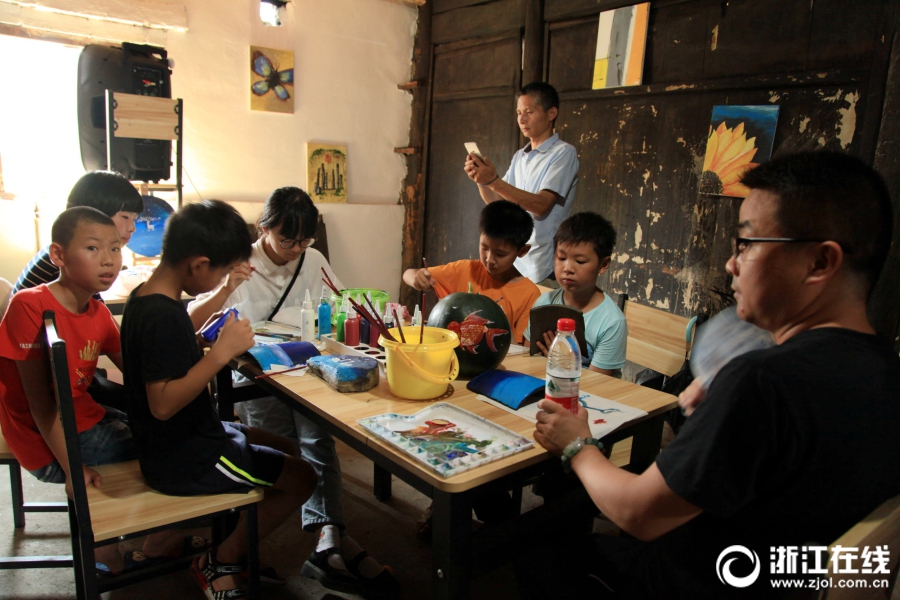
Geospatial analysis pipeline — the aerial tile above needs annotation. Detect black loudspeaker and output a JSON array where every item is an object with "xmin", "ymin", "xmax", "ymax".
[{"xmin": 77, "ymin": 43, "xmax": 173, "ymax": 182}]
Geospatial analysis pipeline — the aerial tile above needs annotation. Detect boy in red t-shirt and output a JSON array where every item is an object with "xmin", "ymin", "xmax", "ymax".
[
  {"xmin": 0, "ymin": 206, "xmax": 187, "ymax": 574},
  {"xmin": 403, "ymin": 200, "xmax": 540, "ymax": 344}
]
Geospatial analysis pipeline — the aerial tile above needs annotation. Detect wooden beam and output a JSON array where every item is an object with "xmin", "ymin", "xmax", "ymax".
[
  {"xmin": 393, "ymin": 147, "xmax": 419, "ymax": 154},
  {"xmin": 399, "ymin": 1, "xmax": 432, "ymax": 310}
]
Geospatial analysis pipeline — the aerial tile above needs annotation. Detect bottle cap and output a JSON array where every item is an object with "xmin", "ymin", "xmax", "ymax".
[
  {"xmin": 302, "ymin": 289, "xmax": 313, "ymax": 309},
  {"xmin": 557, "ymin": 318, "xmax": 576, "ymax": 332}
]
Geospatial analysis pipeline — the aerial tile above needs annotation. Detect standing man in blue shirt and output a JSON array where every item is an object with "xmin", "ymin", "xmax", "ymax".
[{"xmin": 464, "ymin": 82, "xmax": 580, "ymax": 286}]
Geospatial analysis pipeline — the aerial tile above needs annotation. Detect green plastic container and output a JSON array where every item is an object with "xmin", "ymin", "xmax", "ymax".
[{"xmin": 330, "ymin": 288, "xmax": 390, "ymax": 325}]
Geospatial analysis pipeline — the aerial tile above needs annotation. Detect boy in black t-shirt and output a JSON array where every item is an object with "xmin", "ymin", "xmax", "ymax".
[{"xmin": 121, "ymin": 200, "xmax": 316, "ymax": 599}]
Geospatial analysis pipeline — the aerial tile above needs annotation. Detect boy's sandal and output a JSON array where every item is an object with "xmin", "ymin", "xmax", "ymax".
[
  {"xmin": 191, "ymin": 550, "xmax": 247, "ymax": 600},
  {"xmin": 345, "ymin": 551, "xmax": 401, "ymax": 600}
]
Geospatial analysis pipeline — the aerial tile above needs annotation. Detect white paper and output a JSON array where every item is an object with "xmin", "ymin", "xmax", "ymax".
[{"xmin": 477, "ymin": 391, "xmax": 647, "ymax": 439}]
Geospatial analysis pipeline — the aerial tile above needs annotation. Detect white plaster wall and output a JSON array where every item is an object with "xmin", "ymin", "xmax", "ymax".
[{"xmin": 0, "ymin": 0, "xmax": 416, "ymax": 299}]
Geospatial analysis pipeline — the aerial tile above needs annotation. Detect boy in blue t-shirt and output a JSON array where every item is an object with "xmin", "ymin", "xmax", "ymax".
[{"xmin": 524, "ymin": 212, "xmax": 627, "ymax": 376}]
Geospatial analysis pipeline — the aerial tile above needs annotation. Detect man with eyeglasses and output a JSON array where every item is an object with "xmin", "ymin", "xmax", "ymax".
[{"xmin": 518, "ymin": 151, "xmax": 900, "ymax": 599}]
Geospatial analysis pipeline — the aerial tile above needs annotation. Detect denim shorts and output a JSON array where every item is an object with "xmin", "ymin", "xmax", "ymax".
[{"xmin": 28, "ymin": 407, "xmax": 137, "ymax": 484}]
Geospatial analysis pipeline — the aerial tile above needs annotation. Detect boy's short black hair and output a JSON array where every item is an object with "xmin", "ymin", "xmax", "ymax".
[
  {"xmin": 51, "ymin": 206, "xmax": 116, "ymax": 247},
  {"xmin": 161, "ymin": 200, "xmax": 252, "ymax": 268},
  {"xmin": 66, "ymin": 171, "xmax": 144, "ymax": 216},
  {"xmin": 258, "ymin": 186, "xmax": 319, "ymax": 241},
  {"xmin": 479, "ymin": 200, "xmax": 533, "ymax": 248},
  {"xmin": 554, "ymin": 212, "xmax": 617, "ymax": 261},
  {"xmin": 518, "ymin": 82, "xmax": 559, "ymax": 113},
  {"xmin": 741, "ymin": 151, "xmax": 893, "ymax": 292}
]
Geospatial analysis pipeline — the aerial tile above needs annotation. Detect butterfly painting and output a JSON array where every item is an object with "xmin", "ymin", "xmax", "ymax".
[{"xmin": 249, "ymin": 46, "xmax": 294, "ymax": 113}]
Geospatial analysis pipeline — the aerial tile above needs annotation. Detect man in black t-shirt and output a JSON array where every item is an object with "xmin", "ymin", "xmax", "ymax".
[
  {"xmin": 121, "ymin": 200, "xmax": 317, "ymax": 598},
  {"xmin": 522, "ymin": 152, "xmax": 900, "ymax": 599}
]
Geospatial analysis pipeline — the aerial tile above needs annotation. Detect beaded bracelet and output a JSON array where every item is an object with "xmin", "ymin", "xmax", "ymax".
[{"xmin": 560, "ymin": 436, "xmax": 604, "ymax": 474}]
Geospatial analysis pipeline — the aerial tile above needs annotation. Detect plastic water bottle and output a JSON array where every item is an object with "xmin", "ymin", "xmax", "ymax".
[{"xmin": 545, "ymin": 318, "xmax": 581, "ymax": 414}]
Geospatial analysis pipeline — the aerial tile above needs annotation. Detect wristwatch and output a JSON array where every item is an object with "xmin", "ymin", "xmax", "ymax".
[{"xmin": 560, "ymin": 436, "xmax": 604, "ymax": 474}]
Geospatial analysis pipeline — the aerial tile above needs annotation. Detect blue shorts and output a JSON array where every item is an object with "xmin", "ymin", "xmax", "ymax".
[
  {"xmin": 147, "ymin": 422, "xmax": 285, "ymax": 496},
  {"xmin": 29, "ymin": 407, "xmax": 137, "ymax": 484}
]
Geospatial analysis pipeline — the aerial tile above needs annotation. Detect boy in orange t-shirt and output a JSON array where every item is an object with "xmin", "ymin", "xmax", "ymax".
[{"xmin": 403, "ymin": 200, "xmax": 540, "ymax": 344}]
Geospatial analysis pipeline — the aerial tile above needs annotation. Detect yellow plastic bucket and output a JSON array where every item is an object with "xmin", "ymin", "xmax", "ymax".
[{"xmin": 379, "ymin": 327, "xmax": 460, "ymax": 400}]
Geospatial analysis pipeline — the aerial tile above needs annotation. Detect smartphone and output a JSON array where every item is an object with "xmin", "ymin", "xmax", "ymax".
[{"xmin": 464, "ymin": 142, "xmax": 483, "ymax": 158}]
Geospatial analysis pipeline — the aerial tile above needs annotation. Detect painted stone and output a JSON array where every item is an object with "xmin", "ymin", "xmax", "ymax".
[
  {"xmin": 427, "ymin": 292, "xmax": 510, "ymax": 378},
  {"xmin": 307, "ymin": 355, "xmax": 379, "ymax": 393}
]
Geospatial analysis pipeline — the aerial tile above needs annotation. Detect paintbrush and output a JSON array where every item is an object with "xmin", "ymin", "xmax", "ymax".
[
  {"xmin": 256, "ymin": 364, "xmax": 307, "ymax": 379},
  {"xmin": 393, "ymin": 308, "xmax": 406, "ymax": 343},
  {"xmin": 321, "ymin": 268, "xmax": 397, "ymax": 342},
  {"xmin": 420, "ymin": 290, "xmax": 426, "ymax": 344}
]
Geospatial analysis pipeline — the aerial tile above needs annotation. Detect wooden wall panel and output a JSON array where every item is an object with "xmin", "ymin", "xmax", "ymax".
[
  {"xmin": 433, "ymin": 36, "xmax": 521, "ymax": 95},
  {"xmin": 807, "ymin": 0, "xmax": 887, "ymax": 70},
  {"xmin": 546, "ymin": 19, "xmax": 596, "ymax": 92},
  {"xmin": 425, "ymin": 96, "xmax": 520, "ymax": 267},
  {"xmin": 433, "ymin": 0, "xmax": 526, "ymax": 45},
  {"xmin": 556, "ymin": 80, "xmax": 867, "ymax": 317},
  {"xmin": 702, "ymin": 0, "xmax": 812, "ymax": 79},
  {"xmin": 644, "ymin": 1, "xmax": 707, "ymax": 84}
]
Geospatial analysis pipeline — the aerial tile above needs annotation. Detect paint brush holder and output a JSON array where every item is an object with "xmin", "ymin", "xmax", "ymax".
[{"xmin": 358, "ymin": 403, "xmax": 534, "ymax": 477}]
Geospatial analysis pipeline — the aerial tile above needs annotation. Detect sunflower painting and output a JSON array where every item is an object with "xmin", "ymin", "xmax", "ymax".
[{"xmin": 699, "ymin": 105, "xmax": 780, "ymax": 198}]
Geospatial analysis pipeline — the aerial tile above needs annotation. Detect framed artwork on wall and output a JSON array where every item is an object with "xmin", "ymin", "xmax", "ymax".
[
  {"xmin": 307, "ymin": 143, "xmax": 347, "ymax": 203},
  {"xmin": 700, "ymin": 105, "xmax": 781, "ymax": 198},
  {"xmin": 250, "ymin": 46, "xmax": 294, "ymax": 113},
  {"xmin": 592, "ymin": 2, "xmax": 650, "ymax": 89}
]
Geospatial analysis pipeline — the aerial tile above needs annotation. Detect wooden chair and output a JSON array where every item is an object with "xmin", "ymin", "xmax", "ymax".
[
  {"xmin": 0, "ymin": 273, "xmax": 70, "ymax": 570},
  {"xmin": 43, "ymin": 310, "xmax": 264, "ymax": 599},
  {"xmin": 820, "ymin": 493, "xmax": 900, "ymax": 600},
  {"xmin": 620, "ymin": 295, "xmax": 698, "ymax": 377}
]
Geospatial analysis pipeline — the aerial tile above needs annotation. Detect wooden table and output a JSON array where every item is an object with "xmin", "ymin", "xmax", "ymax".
[{"xmin": 216, "ymin": 354, "xmax": 676, "ymax": 600}]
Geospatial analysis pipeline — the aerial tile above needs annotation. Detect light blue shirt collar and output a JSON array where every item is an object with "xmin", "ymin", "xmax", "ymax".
[{"xmin": 524, "ymin": 132, "xmax": 560, "ymax": 154}]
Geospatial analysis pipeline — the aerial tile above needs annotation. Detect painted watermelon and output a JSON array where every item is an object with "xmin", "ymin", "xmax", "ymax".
[{"xmin": 427, "ymin": 292, "xmax": 510, "ymax": 378}]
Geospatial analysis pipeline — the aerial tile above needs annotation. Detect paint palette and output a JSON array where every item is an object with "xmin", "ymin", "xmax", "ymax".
[
  {"xmin": 320, "ymin": 333, "xmax": 387, "ymax": 367},
  {"xmin": 358, "ymin": 403, "xmax": 534, "ymax": 478}
]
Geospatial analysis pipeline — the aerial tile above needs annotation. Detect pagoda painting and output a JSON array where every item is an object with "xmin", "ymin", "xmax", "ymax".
[{"xmin": 306, "ymin": 143, "xmax": 347, "ymax": 203}]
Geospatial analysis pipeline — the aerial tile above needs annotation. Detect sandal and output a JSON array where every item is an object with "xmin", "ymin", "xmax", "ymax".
[
  {"xmin": 191, "ymin": 549, "xmax": 247, "ymax": 600},
  {"xmin": 346, "ymin": 551, "xmax": 401, "ymax": 600}
]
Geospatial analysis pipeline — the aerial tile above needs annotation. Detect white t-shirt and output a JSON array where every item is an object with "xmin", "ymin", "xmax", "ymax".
[{"xmin": 191, "ymin": 238, "xmax": 344, "ymax": 324}]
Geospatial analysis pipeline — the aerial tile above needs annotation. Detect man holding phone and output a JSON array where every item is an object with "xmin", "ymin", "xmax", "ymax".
[{"xmin": 464, "ymin": 82, "xmax": 580, "ymax": 286}]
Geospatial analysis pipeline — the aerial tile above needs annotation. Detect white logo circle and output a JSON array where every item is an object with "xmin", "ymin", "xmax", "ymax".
[{"xmin": 716, "ymin": 545, "xmax": 761, "ymax": 588}]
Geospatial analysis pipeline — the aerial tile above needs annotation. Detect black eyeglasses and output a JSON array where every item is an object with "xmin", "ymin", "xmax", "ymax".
[
  {"xmin": 731, "ymin": 237, "xmax": 827, "ymax": 259},
  {"xmin": 278, "ymin": 237, "xmax": 316, "ymax": 250}
]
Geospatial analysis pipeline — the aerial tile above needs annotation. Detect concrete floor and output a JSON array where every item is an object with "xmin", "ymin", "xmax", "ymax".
[
  {"xmin": 0, "ymin": 439, "xmax": 534, "ymax": 600},
  {"xmin": 3, "ymin": 438, "xmax": 899, "ymax": 600}
]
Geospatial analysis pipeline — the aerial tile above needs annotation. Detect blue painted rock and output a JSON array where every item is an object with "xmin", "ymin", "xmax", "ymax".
[{"xmin": 307, "ymin": 355, "xmax": 379, "ymax": 393}]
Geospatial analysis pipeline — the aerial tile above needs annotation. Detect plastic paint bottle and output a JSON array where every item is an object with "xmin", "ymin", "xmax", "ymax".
[
  {"xmin": 345, "ymin": 303, "xmax": 360, "ymax": 346},
  {"xmin": 383, "ymin": 305, "xmax": 395, "ymax": 336},
  {"xmin": 357, "ymin": 294, "xmax": 370, "ymax": 347},
  {"xmin": 412, "ymin": 304, "xmax": 421, "ymax": 327},
  {"xmin": 336, "ymin": 297, "xmax": 349, "ymax": 343},
  {"xmin": 300, "ymin": 289, "xmax": 316, "ymax": 342},
  {"xmin": 370, "ymin": 299, "xmax": 382, "ymax": 347},
  {"xmin": 317, "ymin": 286, "xmax": 332, "ymax": 340}
]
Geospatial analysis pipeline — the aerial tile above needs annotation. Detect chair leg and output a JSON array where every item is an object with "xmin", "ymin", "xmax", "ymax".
[
  {"xmin": 68, "ymin": 500, "xmax": 86, "ymax": 600},
  {"xmin": 246, "ymin": 504, "xmax": 260, "ymax": 600},
  {"xmin": 68, "ymin": 499, "xmax": 99, "ymax": 600},
  {"xmin": 9, "ymin": 462, "xmax": 25, "ymax": 529}
]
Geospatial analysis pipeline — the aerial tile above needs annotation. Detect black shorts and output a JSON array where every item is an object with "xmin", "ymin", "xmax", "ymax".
[{"xmin": 150, "ymin": 423, "xmax": 285, "ymax": 496}]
